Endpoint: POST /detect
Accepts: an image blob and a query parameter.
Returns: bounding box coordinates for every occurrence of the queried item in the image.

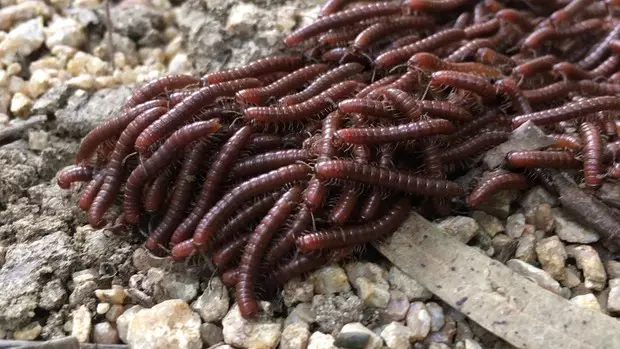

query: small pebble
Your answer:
[312,265,351,294]
[116,305,142,343]
[285,302,315,326]
[569,293,602,313]
[384,290,409,321]
[168,53,191,74]
[0,1,52,31]
[96,302,111,315]
[222,302,282,349]
[67,74,95,90]
[44,15,86,49]
[515,234,537,263]
[282,277,314,307]
[472,211,504,237]
[437,216,480,242]
[72,305,92,343]
[427,315,456,344]
[345,262,390,308]
[95,285,127,304]
[560,265,582,288]
[13,322,41,340]
[567,245,606,291]
[10,92,33,117]
[280,322,310,349]
[38,278,67,310]
[200,323,224,347]
[465,339,483,349]
[93,322,119,344]
[552,208,600,244]
[190,276,229,322]
[605,260,620,279]
[148,267,200,303]
[381,322,414,349]
[505,213,526,238]
[106,304,124,323]
[535,236,567,281]
[525,203,554,233]
[425,302,445,332]
[0,17,45,64]
[607,278,620,313]
[406,302,431,341]
[335,322,382,349]
[388,266,432,302]
[308,331,337,349]
[226,3,262,35]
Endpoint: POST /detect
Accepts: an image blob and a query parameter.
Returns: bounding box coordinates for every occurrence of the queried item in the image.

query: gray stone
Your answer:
[308,331,337,349]
[483,121,553,168]
[425,302,445,332]
[567,245,606,291]
[44,15,85,49]
[607,278,620,313]
[427,315,456,344]
[13,321,41,340]
[437,216,480,242]
[127,300,201,349]
[72,305,92,343]
[190,277,229,322]
[606,260,620,279]
[0,17,44,64]
[560,265,582,288]
[93,322,119,344]
[38,279,67,310]
[345,262,390,308]
[405,302,431,341]
[520,186,558,211]
[69,280,97,306]
[222,302,282,349]
[200,323,223,347]
[335,322,382,349]
[73,225,132,268]
[428,343,450,349]
[283,277,314,307]
[515,234,537,263]
[384,290,409,321]
[116,305,142,344]
[148,267,199,303]
[506,213,526,239]
[526,204,554,233]
[465,339,483,349]
[0,232,76,330]
[281,322,310,349]
[111,4,164,40]
[506,259,563,296]
[285,302,315,327]
[226,3,263,35]
[535,236,567,281]
[472,211,504,237]
[312,265,351,295]
[476,185,518,219]
[312,293,364,335]
[105,304,124,323]
[570,293,602,313]
[381,322,414,349]
[595,182,620,208]
[552,208,600,244]
[31,84,74,116]
[388,266,432,302]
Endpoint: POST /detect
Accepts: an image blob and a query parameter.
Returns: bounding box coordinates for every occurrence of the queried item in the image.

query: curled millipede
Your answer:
[467,172,528,207]
[579,122,603,188]
[430,71,497,103]
[57,166,93,189]
[122,75,198,111]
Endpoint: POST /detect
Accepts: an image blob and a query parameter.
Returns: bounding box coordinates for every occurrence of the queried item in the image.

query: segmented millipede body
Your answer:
[610,39,620,55]
[144,165,178,213]
[316,160,465,197]
[189,164,311,250]
[589,56,619,78]
[385,34,423,51]
[506,151,582,169]
[335,119,455,144]
[467,172,528,207]
[475,48,516,73]
[453,12,471,29]
[552,62,593,80]
[494,78,532,115]
[221,268,240,287]
[57,166,93,189]
[355,75,400,98]
[145,141,210,253]
[236,185,303,318]
[88,106,169,227]
[78,171,107,212]
[319,25,367,46]
[353,15,436,51]
[296,197,411,253]
[245,81,362,123]
[263,205,312,268]
[522,81,578,104]
[408,52,502,77]
[122,74,198,111]
[279,63,364,106]
[495,9,535,31]
[318,0,355,16]
[579,122,603,188]
[550,0,594,24]
[444,37,497,63]
[417,100,473,121]
[409,0,474,12]
[430,71,497,103]
[171,126,253,245]
[328,182,359,225]
[135,79,261,152]
[578,81,620,96]
[374,28,466,69]
[123,120,222,224]
[303,176,328,212]
[212,234,251,267]
[604,141,620,162]
[203,55,303,84]
[423,144,450,216]
[235,64,328,105]
[338,98,394,119]
[442,131,509,163]
[548,134,583,151]
[230,149,310,178]
[360,145,393,221]
[578,23,620,69]
[512,55,558,78]
[247,134,283,151]
[75,100,167,164]
[284,2,403,47]
[464,18,500,39]
[382,70,420,95]
[265,252,328,289]
[512,96,620,128]
[380,88,421,120]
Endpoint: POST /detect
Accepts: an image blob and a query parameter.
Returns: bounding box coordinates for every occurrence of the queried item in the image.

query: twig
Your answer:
[0,115,47,143]
[104,0,116,68]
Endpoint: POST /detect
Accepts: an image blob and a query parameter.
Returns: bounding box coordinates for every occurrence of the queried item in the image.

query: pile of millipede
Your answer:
[57,0,620,318]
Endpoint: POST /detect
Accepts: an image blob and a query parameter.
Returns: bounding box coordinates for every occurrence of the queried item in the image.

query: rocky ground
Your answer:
[1,0,619,348]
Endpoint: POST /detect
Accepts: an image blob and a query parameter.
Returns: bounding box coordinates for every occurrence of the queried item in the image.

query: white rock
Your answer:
[95,285,127,304]
[437,216,480,242]
[191,277,229,322]
[388,266,432,301]
[520,186,558,210]
[28,69,51,98]
[506,213,526,238]
[96,303,110,315]
[405,302,431,341]
[525,204,554,233]
[515,234,537,263]
[570,293,602,313]
[311,265,351,294]
[93,322,119,344]
[336,322,383,349]
[425,302,445,332]
[222,303,282,349]
[506,259,563,296]
[10,91,32,117]
[606,260,620,279]
[165,36,183,59]
[560,265,582,288]
[281,322,310,349]
[168,53,191,74]
[116,305,142,344]
[464,339,483,349]
[0,1,53,31]
[552,208,600,244]
[44,15,85,49]
[472,211,504,237]
[72,305,92,343]
[226,3,262,35]
[607,278,620,313]
[567,245,606,291]
[13,322,41,340]
[345,262,390,308]
[283,277,314,307]
[67,51,111,76]
[381,322,414,349]
[0,17,44,64]
[199,323,223,347]
[0,88,9,114]
[308,331,337,349]
[148,268,200,303]
[385,290,409,321]
[127,300,201,349]
[535,236,567,281]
